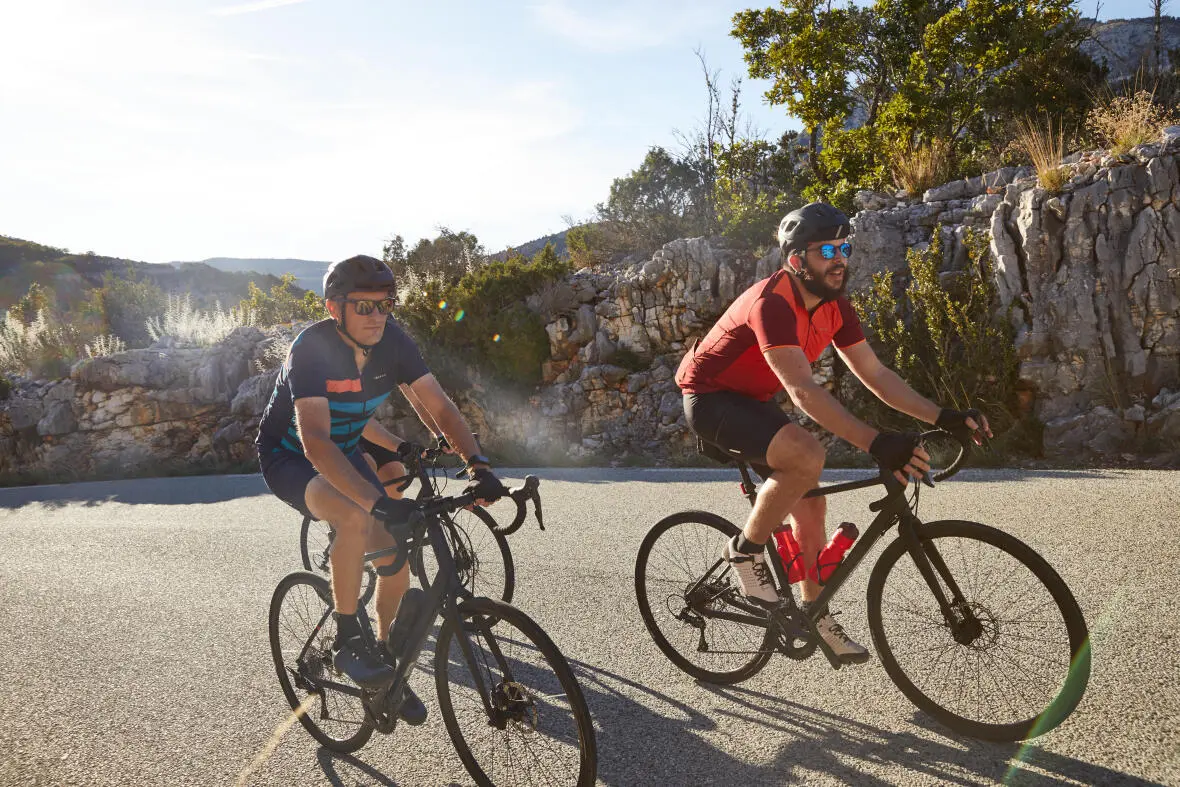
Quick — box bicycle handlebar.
[374,475,543,576]
[866,427,974,512]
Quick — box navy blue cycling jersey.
[256,318,429,456]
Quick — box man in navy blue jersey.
[257,255,507,721]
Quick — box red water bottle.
[813,522,859,583]
[772,528,807,584]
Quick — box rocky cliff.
[3,134,1180,482]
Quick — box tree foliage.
[733,0,1103,209]
[398,244,570,386]
[384,228,484,297]
[239,273,328,325]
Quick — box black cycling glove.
[395,440,424,462]
[370,495,417,524]
[435,434,450,452]
[464,467,508,503]
[869,431,921,473]
[936,407,984,444]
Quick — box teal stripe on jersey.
[328,392,392,415]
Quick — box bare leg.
[742,424,825,545]
[788,495,827,604]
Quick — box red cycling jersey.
[675,269,866,402]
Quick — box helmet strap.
[332,300,376,356]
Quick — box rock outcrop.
[4,135,1180,481]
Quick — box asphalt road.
[1,467,1177,786]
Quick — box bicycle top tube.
[727,428,974,503]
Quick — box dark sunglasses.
[812,242,853,260]
[340,297,396,316]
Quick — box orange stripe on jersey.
[326,378,362,393]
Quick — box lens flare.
[454,310,465,322]
[438,300,447,309]
[492,334,501,342]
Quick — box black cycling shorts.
[683,391,793,480]
[259,447,383,520]
[359,436,400,468]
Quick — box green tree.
[733,0,1101,203]
[239,274,328,325]
[595,147,711,254]
[82,271,167,348]
[8,282,50,325]
[385,228,484,297]
[713,133,807,247]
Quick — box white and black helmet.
[776,203,851,253]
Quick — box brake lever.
[531,487,545,531]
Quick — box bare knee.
[767,426,825,481]
[332,506,372,539]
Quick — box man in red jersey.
[676,202,990,664]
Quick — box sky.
[0,0,1144,264]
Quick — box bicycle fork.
[897,514,984,645]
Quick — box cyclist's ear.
[785,250,804,274]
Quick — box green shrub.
[849,228,1027,454]
[400,245,570,387]
[239,274,327,326]
[82,272,167,347]
[0,310,86,379]
[0,374,11,399]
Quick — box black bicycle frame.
[694,466,973,669]
[299,514,500,724]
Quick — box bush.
[891,139,953,198]
[849,229,1026,453]
[1086,88,1180,155]
[146,293,255,347]
[1013,116,1069,192]
[0,310,86,379]
[84,334,127,358]
[82,272,167,347]
[400,245,570,386]
[239,274,327,326]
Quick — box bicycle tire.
[268,571,374,752]
[299,516,377,606]
[867,520,1090,741]
[412,507,515,603]
[635,510,774,684]
[435,597,597,787]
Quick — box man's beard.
[799,261,848,300]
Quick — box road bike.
[270,476,597,785]
[634,430,1091,742]
[299,445,541,603]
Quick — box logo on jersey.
[326,378,363,393]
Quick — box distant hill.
[490,230,569,262]
[0,236,298,314]
[1082,16,1180,83]
[170,257,329,295]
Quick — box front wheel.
[413,508,515,603]
[867,520,1090,741]
[435,597,597,787]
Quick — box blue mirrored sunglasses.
[815,242,853,260]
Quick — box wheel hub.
[950,601,999,648]
[491,681,538,732]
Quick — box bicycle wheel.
[299,516,377,606]
[412,507,515,603]
[635,511,774,684]
[435,597,597,787]
[268,571,374,752]
[867,520,1090,741]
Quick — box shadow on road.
[0,473,271,510]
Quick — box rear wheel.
[635,511,774,684]
[435,597,597,787]
[867,520,1090,741]
[300,517,377,606]
[268,571,374,752]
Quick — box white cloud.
[210,0,312,17]
[530,0,717,53]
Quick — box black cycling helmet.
[323,254,396,300]
[776,202,851,253]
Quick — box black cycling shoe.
[380,640,429,726]
[332,634,395,689]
